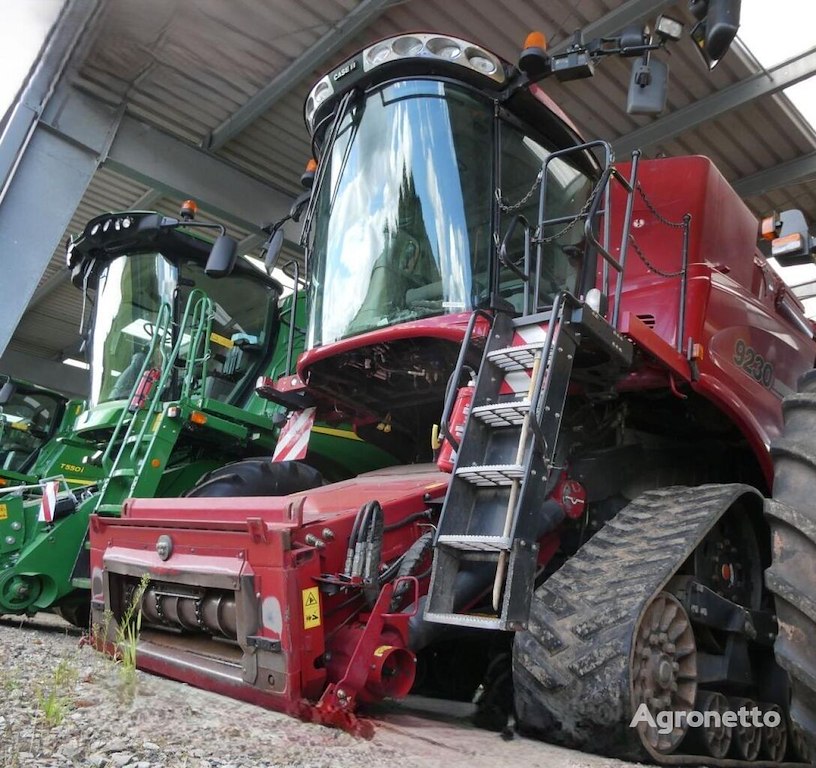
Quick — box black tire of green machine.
[766,368,816,757]
[184,458,324,498]
[55,601,90,630]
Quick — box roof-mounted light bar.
[304,33,505,131]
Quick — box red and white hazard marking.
[272,407,316,462]
[38,480,60,523]
[499,322,550,396]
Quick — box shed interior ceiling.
[8,0,816,372]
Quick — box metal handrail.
[101,302,173,469]
[283,261,300,377]
[128,290,213,463]
[525,291,574,456]
[438,308,493,452]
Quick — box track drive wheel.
[630,592,697,755]
[185,458,324,497]
[766,369,816,752]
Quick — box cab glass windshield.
[0,386,63,472]
[307,80,494,347]
[91,253,277,406]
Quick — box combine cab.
[91,9,816,765]
[0,378,86,484]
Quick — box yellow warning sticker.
[373,645,394,658]
[302,587,321,629]
[210,332,234,349]
[0,504,7,520]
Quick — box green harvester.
[0,206,395,626]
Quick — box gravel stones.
[0,613,641,768]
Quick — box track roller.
[685,690,732,758]
[730,697,761,761]
[760,704,787,762]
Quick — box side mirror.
[263,228,285,275]
[765,209,816,266]
[690,0,741,70]
[627,57,669,115]
[205,235,238,277]
[0,378,16,405]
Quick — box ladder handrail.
[101,302,174,469]
[128,289,213,464]
[100,289,214,488]
[526,291,573,457]
[439,308,493,452]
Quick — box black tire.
[56,601,90,630]
[766,368,816,754]
[185,458,323,498]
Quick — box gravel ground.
[0,613,643,768]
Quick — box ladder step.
[111,468,136,478]
[424,611,505,630]
[455,464,524,486]
[437,534,511,552]
[487,342,544,372]
[471,400,530,427]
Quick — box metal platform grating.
[455,463,524,486]
[470,400,530,427]
[487,343,544,371]
[436,534,512,552]
[423,611,505,630]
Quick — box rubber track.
[513,483,779,765]
[767,369,816,756]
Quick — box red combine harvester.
[91,11,816,765]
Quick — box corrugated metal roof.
[13,0,816,370]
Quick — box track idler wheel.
[631,592,697,754]
[760,703,788,762]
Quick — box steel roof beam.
[733,151,816,197]
[614,46,816,155]
[550,0,675,53]
[205,0,395,151]
[0,349,88,398]
[131,187,163,209]
[0,0,106,360]
[42,85,295,233]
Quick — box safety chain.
[498,172,605,246]
[630,182,689,276]
[536,183,602,244]
[496,170,543,212]
[636,182,686,229]
[628,233,685,278]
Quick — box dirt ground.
[0,612,645,768]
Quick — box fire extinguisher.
[128,368,161,412]
[436,381,474,473]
